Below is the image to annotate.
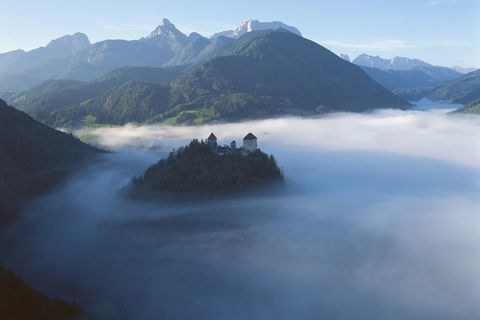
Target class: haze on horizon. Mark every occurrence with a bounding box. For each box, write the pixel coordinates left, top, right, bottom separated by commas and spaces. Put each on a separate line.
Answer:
0, 0, 479, 68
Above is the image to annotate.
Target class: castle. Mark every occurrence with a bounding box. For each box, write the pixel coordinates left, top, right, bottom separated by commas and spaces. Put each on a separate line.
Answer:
207, 132, 258, 154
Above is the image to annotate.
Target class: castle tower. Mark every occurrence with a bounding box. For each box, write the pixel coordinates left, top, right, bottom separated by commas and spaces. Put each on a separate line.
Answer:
207, 132, 217, 148
242, 133, 257, 153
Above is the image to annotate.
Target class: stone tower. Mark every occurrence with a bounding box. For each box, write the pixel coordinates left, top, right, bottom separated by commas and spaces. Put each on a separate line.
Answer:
242, 133, 257, 152
207, 132, 217, 148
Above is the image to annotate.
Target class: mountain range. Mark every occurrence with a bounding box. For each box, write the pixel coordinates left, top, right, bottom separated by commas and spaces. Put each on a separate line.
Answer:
0, 33, 91, 92
3, 18, 479, 122
352, 54, 463, 91
349, 54, 480, 113
8, 29, 408, 127
353, 54, 433, 71
394, 67, 480, 112
0, 19, 302, 93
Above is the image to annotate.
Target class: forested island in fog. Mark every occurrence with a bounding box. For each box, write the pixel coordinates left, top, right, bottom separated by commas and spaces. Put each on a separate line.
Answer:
126, 133, 283, 197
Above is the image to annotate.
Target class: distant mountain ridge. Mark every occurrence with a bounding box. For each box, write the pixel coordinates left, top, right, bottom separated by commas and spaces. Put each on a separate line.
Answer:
1, 21, 472, 97
353, 54, 432, 71
0, 19, 302, 93
389, 66, 480, 108
10, 30, 408, 128
359, 65, 461, 90
351, 53, 463, 93
0, 32, 90, 75
0, 33, 91, 92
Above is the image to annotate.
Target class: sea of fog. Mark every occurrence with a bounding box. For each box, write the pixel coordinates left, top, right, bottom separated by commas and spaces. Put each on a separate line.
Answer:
1, 103, 480, 319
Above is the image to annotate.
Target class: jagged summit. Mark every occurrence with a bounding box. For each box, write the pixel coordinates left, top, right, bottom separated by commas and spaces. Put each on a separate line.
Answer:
159, 18, 175, 28
353, 54, 431, 71
212, 19, 302, 39
146, 18, 188, 45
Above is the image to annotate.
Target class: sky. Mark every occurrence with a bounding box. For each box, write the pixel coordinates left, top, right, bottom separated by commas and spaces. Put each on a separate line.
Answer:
0, 0, 479, 67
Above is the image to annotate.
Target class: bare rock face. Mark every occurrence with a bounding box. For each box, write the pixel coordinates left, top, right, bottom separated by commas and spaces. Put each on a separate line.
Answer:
212, 19, 302, 39
146, 18, 189, 47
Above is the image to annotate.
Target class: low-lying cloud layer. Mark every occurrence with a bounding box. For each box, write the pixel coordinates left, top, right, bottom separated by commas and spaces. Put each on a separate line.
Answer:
77, 108, 480, 168
1, 106, 480, 319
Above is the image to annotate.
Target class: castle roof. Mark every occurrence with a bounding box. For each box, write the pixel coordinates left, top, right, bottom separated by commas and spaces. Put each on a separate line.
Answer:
243, 133, 257, 140
208, 132, 217, 140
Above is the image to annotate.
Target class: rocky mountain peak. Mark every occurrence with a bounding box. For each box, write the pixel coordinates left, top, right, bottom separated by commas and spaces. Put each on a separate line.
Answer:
147, 18, 188, 44
212, 19, 302, 39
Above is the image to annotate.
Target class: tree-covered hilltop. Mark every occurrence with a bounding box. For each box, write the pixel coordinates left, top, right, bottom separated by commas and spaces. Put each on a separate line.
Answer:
127, 139, 283, 196
0, 267, 83, 320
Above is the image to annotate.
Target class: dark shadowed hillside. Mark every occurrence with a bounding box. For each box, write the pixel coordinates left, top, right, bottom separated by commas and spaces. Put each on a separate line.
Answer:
0, 267, 82, 320
0, 99, 100, 222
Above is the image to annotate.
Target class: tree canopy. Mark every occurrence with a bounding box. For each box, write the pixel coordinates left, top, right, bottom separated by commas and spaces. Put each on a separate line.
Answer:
128, 139, 283, 196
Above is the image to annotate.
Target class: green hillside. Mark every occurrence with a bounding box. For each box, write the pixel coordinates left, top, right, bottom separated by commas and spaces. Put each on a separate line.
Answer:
10, 66, 186, 123
49, 81, 171, 127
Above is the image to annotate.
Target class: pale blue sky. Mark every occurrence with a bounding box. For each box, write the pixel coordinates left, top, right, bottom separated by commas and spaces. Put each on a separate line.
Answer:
0, 0, 478, 67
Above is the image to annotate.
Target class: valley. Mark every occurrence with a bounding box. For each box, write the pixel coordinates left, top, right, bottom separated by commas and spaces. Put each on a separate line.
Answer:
1, 4, 479, 319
